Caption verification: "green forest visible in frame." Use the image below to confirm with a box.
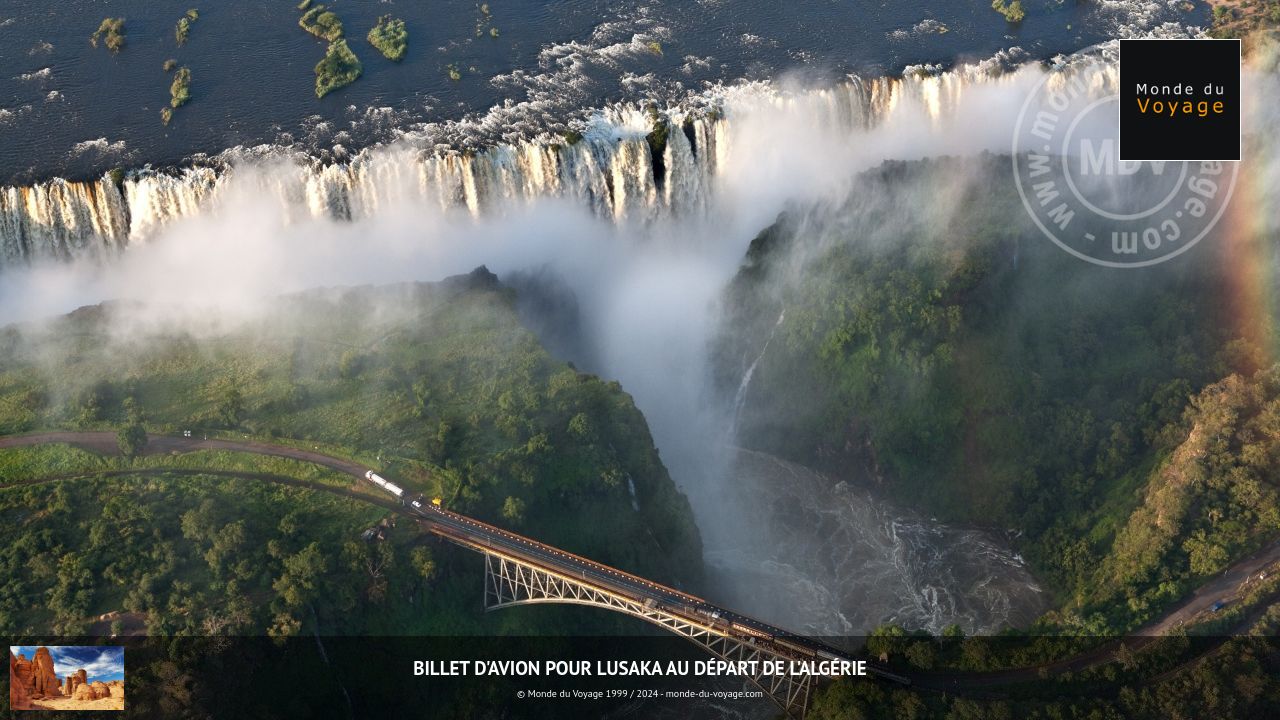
[0,269,702,645]
[715,155,1280,712]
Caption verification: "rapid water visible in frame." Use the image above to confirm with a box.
[0,0,1195,185]
[707,450,1045,636]
[0,56,1119,265]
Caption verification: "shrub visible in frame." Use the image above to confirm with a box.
[300,6,344,41]
[170,67,192,108]
[992,0,1026,22]
[314,39,362,97]
[175,11,198,46]
[90,18,126,52]
[367,15,408,61]
[118,423,148,458]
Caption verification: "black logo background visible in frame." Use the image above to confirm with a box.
[1119,39,1241,161]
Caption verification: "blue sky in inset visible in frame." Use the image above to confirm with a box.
[10,646,124,683]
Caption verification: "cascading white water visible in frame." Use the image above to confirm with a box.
[0,56,1120,268]
[729,308,784,437]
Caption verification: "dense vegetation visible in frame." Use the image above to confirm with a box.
[367,15,408,61]
[295,3,362,98]
[299,5,345,42]
[1210,0,1280,37]
[314,39,363,98]
[991,0,1026,23]
[0,461,380,636]
[0,269,702,640]
[810,610,1280,719]
[719,153,1280,716]
[169,67,192,108]
[89,18,126,53]
[716,156,1278,632]
[175,9,199,46]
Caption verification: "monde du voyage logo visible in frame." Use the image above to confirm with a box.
[1013,39,1241,268]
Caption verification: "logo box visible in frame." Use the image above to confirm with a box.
[1119,38,1241,162]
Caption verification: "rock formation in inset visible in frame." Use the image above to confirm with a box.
[12,647,123,709]
[64,666,89,696]
[31,646,62,697]
[9,651,33,710]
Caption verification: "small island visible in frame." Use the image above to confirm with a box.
[368,15,408,61]
[170,67,192,108]
[175,9,199,46]
[991,0,1026,23]
[161,66,192,125]
[315,39,362,98]
[300,5,344,42]
[90,18,126,52]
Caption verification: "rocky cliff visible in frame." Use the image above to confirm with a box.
[8,651,32,710]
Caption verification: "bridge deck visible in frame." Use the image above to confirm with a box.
[409,499,908,684]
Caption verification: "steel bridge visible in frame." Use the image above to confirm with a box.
[407,495,909,719]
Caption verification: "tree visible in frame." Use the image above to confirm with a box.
[501,496,526,525]
[904,640,937,670]
[117,422,148,458]
[410,546,436,583]
[273,542,328,608]
[217,386,244,427]
[568,412,594,440]
[339,350,362,379]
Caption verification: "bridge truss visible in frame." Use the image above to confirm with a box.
[482,550,814,719]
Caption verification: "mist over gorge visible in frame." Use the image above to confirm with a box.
[2,41,1277,644]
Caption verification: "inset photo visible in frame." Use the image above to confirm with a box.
[9,646,124,711]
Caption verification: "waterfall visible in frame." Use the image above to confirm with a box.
[0,56,1120,268]
[730,309,785,438]
[626,476,640,512]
